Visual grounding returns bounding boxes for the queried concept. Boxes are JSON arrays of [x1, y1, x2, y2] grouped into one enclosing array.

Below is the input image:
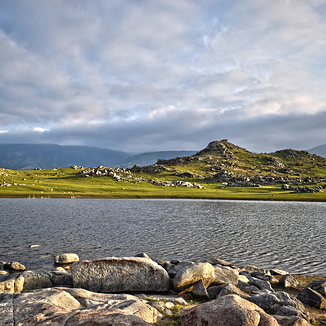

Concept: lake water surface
[[1, 198, 325, 276]]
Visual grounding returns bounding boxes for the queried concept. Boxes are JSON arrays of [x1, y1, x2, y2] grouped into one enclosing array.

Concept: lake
[[1, 198, 325, 276]]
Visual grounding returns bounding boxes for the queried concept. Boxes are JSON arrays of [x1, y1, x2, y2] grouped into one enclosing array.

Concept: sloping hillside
[[131, 139, 326, 186]]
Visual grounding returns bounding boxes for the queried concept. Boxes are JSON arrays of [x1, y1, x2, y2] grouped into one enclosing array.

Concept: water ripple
[[0, 198, 325, 276]]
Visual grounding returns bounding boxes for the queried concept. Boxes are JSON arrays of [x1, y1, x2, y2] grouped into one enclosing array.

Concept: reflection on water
[[1, 198, 325, 276]]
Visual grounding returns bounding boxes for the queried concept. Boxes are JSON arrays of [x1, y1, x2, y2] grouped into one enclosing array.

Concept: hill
[[308, 144, 326, 158], [0, 144, 131, 170], [119, 151, 197, 168], [0, 139, 325, 201], [130, 139, 326, 187]]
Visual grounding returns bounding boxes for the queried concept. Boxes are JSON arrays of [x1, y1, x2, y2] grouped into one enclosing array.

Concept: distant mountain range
[[0, 142, 325, 170], [307, 144, 326, 158], [0, 144, 197, 170], [119, 151, 197, 168]]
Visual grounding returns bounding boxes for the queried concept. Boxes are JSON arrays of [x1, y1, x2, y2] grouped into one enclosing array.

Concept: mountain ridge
[[308, 144, 326, 158], [0, 144, 130, 170], [0, 141, 325, 171], [0, 143, 198, 170]]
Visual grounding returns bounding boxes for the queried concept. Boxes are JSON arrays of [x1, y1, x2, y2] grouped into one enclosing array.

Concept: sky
[[1, 0, 326, 154]]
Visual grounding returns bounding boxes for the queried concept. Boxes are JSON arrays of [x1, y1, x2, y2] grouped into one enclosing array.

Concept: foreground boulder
[[279, 275, 301, 289], [273, 315, 310, 326], [181, 294, 279, 326], [62, 288, 162, 323], [217, 283, 250, 299], [0, 288, 81, 325], [306, 280, 326, 297], [173, 262, 215, 293], [0, 287, 160, 325], [72, 257, 170, 292], [297, 286, 326, 309], [246, 291, 311, 322], [62, 311, 152, 325]]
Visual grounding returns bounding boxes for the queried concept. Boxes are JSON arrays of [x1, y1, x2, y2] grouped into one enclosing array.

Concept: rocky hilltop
[[128, 139, 326, 189]]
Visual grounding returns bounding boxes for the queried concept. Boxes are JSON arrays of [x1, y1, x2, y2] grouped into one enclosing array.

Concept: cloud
[[0, 0, 326, 153]]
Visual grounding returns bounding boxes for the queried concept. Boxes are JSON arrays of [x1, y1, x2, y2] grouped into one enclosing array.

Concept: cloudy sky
[[1, 0, 326, 153]]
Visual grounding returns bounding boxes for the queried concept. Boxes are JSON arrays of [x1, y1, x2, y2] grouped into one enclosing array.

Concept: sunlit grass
[[0, 166, 325, 201]]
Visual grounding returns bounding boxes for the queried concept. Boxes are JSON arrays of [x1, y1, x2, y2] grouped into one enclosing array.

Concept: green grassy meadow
[[0, 166, 325, 201], [1, 140, 326, 201]]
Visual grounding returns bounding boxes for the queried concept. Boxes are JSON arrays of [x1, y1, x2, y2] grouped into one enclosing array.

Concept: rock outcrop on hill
[[117, 139, 326, 188]]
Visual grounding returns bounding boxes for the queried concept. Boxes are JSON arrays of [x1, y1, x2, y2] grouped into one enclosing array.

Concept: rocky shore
[[1, 254, 326, 325]]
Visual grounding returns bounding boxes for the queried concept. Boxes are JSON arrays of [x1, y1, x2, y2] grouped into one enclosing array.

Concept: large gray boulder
[[173, 262, 215, 293], [207, 285, 224, 300], [63, 310, 152, 325], [212, 265, 239, 286], [250, 277, 275, 293], [192, 280, 209, 300], [60, 288, 162, 323], [217, 283, 250, 299], [181, 294, 279, 326], [306, 280, 326, 297], [71, 257, 170, 293], [22, 271, 73, 291], [0, 288, 81, 325], [273, 315, 310, 326], [0, 287, 159, 325], [246, 291, 311, 322], [297, 287, 326, 309], [279, 274, 301, 289]]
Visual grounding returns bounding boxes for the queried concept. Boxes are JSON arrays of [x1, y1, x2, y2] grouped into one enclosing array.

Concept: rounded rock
[[55, 253, 79, 265], [9, 261, 26, 271], [173, 262, 215, 293]]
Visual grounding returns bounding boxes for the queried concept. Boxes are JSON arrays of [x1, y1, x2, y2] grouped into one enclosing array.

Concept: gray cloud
[[0, 0, 326, 153]]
